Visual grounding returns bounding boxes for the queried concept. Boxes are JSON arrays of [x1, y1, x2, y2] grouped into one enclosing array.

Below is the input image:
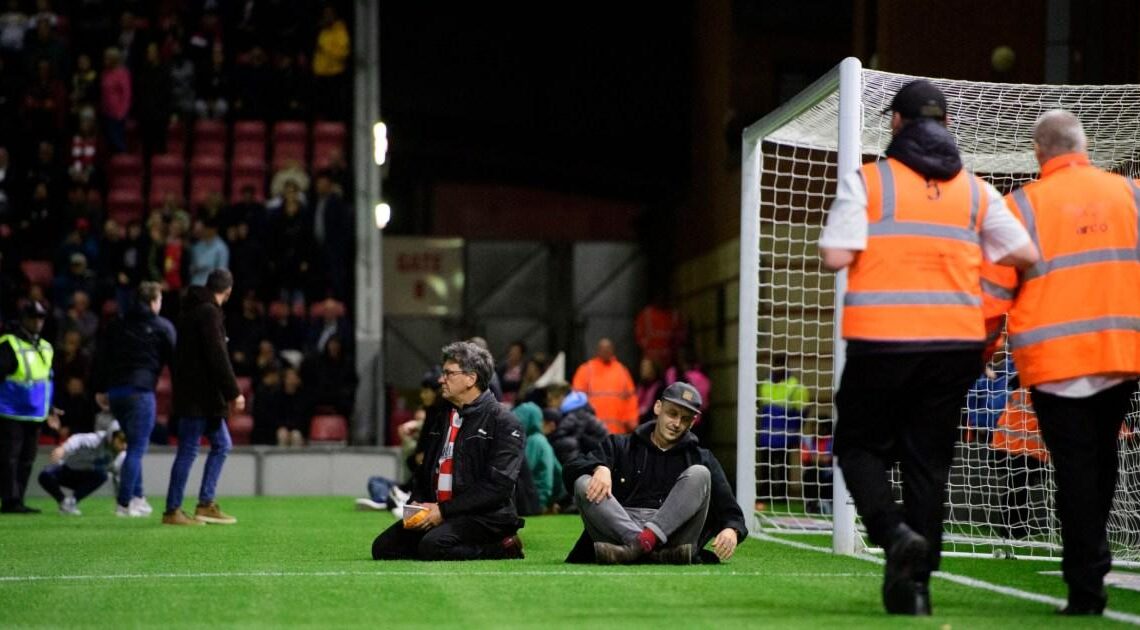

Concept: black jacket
[[172, 285, 240, 417], [562, 422, 747, 563], [92, 302, 176, 393], [549, 404, 608, 465], [409, 389, 525, 529], [885, 118, 962, 181]]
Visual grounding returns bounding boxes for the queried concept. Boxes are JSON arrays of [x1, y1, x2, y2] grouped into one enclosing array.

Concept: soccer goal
[[736, 56, 1140, 562]]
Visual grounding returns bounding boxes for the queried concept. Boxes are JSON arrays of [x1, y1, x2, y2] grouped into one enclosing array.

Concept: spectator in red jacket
[[99, 47, 130, 153]]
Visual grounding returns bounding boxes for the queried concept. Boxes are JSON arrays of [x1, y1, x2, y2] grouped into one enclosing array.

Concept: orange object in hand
[[403, 506, 429, 529]]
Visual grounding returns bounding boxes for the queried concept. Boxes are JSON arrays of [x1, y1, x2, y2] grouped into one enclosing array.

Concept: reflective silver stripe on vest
[[1011, 188, 1043, 270], [876, 160, 896, 221], [967, 176, 980, 230], [981, 278, 1015, 300], [1023, 248, 1140, 280], [1129, 178, 1140, 258], [844, 291, 982, 306], [1009, 316, 1140, 347], [867, 221, 980, 243]]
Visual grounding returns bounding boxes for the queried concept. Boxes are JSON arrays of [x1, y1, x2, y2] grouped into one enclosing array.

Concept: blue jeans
[[38, 464, 107, 502], [165, 417, 231, 513], [110, 391, 156, 508]]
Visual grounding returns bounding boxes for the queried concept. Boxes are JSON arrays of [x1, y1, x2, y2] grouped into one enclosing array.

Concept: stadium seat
[[313, 121, 346, 145], [309, 415, 348, 443], [190, 176, 225, 207], [312, 122, 346, 167], [230, 157, 267, 202], [234, 120, 266, 141], [109, 153, 143, 181], [192, 138, 226, 161], [191, 154, 225, 176], [236, 376, 253, 401], [229, 414, 254, 445], [272, 141, 307, 170], [19, 260, 53, 288], [273, 120, 307, 143], [108, 188, 145, 224], [150, 153, 184, 176], [233, 138, 266, 163], [155, 369, 172, 418], [166, 119, 186, 158], [194, 119, 226, 144], [149, 174, 185, 208]]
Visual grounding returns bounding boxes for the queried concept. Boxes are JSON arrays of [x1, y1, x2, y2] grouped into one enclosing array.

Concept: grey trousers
[[574, 464, 711, 548]]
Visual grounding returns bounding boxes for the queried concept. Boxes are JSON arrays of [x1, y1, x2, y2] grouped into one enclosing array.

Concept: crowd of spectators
[[0, 0, 357, 447]]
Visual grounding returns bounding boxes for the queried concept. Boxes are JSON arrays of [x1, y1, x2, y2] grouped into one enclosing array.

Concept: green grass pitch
[[1, 496, 1137, 628]]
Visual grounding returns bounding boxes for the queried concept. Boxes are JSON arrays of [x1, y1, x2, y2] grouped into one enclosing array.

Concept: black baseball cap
[[660, 381, 702, 415], [883, 80, 948, 120]]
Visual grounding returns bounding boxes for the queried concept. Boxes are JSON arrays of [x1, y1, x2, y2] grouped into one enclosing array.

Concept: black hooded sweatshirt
[[172, 285, 240, 418]]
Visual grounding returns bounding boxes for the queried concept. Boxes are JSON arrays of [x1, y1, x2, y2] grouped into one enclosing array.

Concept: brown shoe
[[162, 510, 205, 526], [194, 502, 237, 525], [648, 543, 693, 565], [500, 535, 525, 560], [593, 542, 644, 565]]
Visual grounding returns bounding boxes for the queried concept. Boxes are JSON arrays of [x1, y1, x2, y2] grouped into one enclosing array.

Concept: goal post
[[737, 56, 1140, 562]]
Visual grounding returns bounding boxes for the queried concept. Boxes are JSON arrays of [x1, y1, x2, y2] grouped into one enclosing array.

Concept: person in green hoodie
[[513, 402, 561, 512]]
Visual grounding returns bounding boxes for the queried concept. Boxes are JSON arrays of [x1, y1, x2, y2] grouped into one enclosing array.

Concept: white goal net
[[736, 57, 1140, 561]]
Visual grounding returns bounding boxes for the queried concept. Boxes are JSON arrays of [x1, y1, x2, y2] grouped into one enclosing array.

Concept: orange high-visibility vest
[[1006, 153, 1140, 387], [842, 158, 988, 342], [991, 389, 1048, 462]]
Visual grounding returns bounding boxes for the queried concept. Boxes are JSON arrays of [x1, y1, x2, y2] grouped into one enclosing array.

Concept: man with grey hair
[[371, 341, 526, 560], [998, 109, 1140, 615]]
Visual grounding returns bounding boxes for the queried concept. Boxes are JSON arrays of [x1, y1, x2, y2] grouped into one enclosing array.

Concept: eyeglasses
[[440, 369, 470, 379]]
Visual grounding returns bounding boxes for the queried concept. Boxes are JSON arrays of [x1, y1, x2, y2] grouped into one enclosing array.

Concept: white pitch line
[[0, 569, 879, 583], [753, 531, 1140, 626]]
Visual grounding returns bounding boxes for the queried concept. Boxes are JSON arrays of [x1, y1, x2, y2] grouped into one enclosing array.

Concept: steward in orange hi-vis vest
[[818, 79, 1038, 617], [1002, 110, 1140, 616], [1005, 152, 1140, 387], [843, 158, 989, 343]]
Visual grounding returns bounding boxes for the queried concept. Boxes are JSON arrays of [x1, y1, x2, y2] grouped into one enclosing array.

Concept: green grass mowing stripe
[[0, 497, 1134, 628]]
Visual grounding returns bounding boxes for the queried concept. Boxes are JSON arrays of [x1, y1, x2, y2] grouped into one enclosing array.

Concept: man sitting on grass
[[563, 382, 747, 564], [371, 341, 526, 561]]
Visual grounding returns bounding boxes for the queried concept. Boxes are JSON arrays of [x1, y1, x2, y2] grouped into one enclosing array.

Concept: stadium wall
[[24, 447, 403, 499]]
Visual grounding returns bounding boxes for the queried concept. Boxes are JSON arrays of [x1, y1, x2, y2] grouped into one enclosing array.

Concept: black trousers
[[0, 418, 41, 507], [371, 515, 516, 561], [834, 350, 982, 579], [1032, 380, 1138, 609]]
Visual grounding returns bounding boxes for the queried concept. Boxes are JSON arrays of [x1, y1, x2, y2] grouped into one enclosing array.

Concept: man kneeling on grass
[[563, 382, 747, 564], [371, 341, 526, 561]]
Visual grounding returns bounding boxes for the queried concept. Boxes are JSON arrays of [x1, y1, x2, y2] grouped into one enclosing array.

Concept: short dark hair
[[441, 341, 493, 391], [137, 281, 162, 303], [206, 268, 234, 294]]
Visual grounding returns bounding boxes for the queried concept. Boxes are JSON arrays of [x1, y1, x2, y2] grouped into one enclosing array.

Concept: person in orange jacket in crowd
[[572, 338, 637, 434], [990, 375, 1048, 540]]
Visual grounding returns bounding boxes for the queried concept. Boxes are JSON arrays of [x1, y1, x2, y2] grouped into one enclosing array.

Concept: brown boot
[[593, 542, 644, 565], [648, 543, 693, 565], [162, 509, 205, 526], [194, 502, 237, 525]]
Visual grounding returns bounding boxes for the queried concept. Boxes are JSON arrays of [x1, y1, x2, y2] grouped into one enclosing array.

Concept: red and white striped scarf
[[435, 409, 462, 502]]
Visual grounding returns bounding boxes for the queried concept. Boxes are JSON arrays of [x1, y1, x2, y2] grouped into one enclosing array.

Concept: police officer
[[818, 80, 1039, 615], [0, 301, 61, 514], [1004, 110, 1140, 615]]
